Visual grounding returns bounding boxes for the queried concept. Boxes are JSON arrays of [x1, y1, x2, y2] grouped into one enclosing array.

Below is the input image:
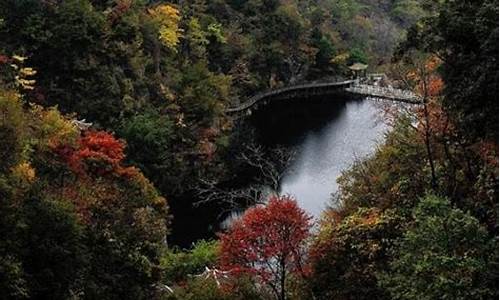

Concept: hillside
[[0, 0, 497, 299]]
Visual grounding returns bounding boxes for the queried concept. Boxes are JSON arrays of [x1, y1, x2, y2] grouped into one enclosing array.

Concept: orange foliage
[[219, 196, 312, 284], [424, 55, 441, 72], [406, 55, 444, 98], [79, 130, 125, 163], [51, 129, 168, 222], [59, 130, 127, 176], [415, 74, 444, 97], [427, 76, 444, 97], [416, 99, 454, 139]]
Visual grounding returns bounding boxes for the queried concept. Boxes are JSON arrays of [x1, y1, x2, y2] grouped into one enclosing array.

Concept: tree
[[391, 0, 425, 28], [64, 130, 126, 176], [389, 53, 445, 190], [399, 0, 499, 141], [161, 240, 219, 285], [149, 4, 183, 52], [309, 208, 402, 300], [148, 2, 182, 76], [186, 17, 210, 60], [348, 48, 368, 65], [0, 79, 170, 299], [309, 28, 336, 77], [219, 195, 311, 300], [0, 0, 151, 128], [238, 143, 296, 195], [378, 194, 498, 300], [21, 195, 88, 300]]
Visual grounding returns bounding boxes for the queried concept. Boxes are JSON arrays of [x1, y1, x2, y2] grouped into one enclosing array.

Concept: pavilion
[[348, 62, 368, 78]]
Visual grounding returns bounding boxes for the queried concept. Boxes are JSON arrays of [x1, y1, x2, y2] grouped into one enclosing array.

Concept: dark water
[[169, 96, 387, 246], [251, 97, 387, 218]]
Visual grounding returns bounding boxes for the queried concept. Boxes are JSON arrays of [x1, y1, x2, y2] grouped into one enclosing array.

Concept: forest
[[0, 0, 497, 299]]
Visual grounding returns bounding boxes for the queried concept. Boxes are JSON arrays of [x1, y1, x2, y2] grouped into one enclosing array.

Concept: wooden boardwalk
[[226, 79, 422, 114], [345, 83, 422, 104]]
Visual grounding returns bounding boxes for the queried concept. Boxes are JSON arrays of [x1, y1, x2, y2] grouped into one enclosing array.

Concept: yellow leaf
[[149, 4, 183, 51]]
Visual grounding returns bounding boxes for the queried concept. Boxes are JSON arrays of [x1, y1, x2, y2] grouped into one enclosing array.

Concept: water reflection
[[279, 100, 387, 218]]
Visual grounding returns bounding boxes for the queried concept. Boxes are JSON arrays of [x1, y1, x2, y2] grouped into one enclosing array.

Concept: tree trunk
[[421, 71, 438, 191], [280, 257, 286, 300], [153, 38, 161, 75], [423, 99, 438, 190]]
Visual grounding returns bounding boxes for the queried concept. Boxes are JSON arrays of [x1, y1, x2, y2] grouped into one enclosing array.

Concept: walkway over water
[[226, 78, 422, 114]]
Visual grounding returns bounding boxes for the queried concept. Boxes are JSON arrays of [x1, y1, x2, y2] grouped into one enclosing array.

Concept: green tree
[[160, 240, 219, 284], [348, 48, 368, 65], [309, 28, 336, 76], [22, 195, 88, 300], [119, 111, 177, 189], [378, 194, 498, 300], [0, 0, 150, 128]]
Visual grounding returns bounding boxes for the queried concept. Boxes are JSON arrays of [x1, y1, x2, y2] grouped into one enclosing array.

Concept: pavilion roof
[[348, 63, 368, 71]]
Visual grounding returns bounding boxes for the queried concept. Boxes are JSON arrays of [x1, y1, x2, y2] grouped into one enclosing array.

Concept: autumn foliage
[[149, 4, 182, 51], [60, 130, 127, 176], [219, 195, 311, 299]]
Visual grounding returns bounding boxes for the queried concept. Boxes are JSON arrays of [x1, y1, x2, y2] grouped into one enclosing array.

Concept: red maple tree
[[219, 195, 312, 300], [61, 130, 126, 176]]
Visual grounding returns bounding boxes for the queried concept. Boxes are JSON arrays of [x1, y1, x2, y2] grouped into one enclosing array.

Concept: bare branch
[[194, 143, 297, 209]]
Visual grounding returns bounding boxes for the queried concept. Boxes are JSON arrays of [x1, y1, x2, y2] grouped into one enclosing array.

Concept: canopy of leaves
[[398, 0, 499, 141], [149, 4, 183, 51], [161, 240, 219, 284], [0, 84, 169, 299], [0, 0, 427, 247], [309, 208, 402, 300], [378, 194, 498, 300], [219, 195, 311, 300]]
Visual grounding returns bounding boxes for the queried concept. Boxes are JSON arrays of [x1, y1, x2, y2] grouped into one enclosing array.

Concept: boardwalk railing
[[226, 78, 422, 113], [345, 83, 422, 104], [226, 80, 355, 113]]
